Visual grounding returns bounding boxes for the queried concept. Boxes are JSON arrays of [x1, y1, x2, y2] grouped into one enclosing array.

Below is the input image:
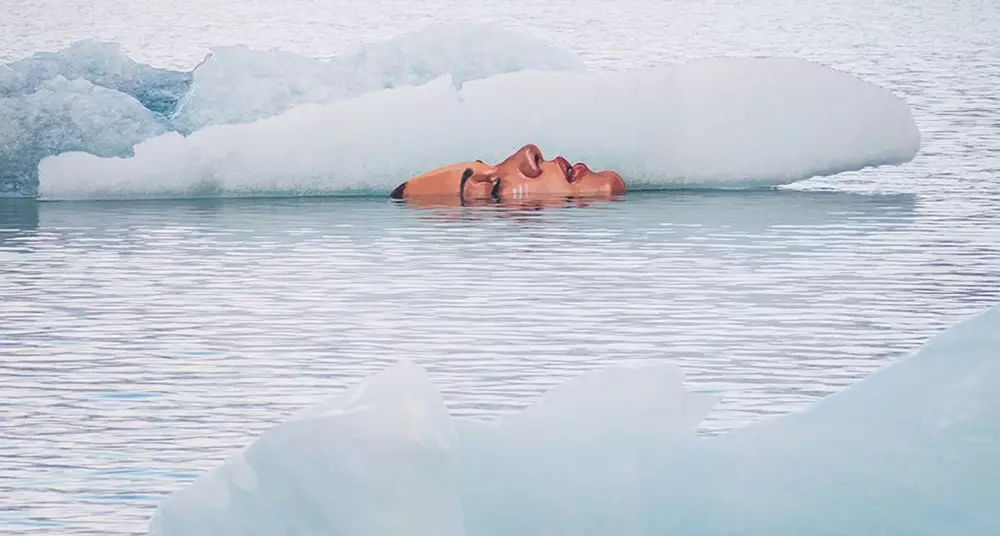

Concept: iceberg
[[150, 304, 999, 536], [149, 361, 464, 536], [41, 58, 920, 200], [170, 23, 585, 133], [0, 76, 167, 197]]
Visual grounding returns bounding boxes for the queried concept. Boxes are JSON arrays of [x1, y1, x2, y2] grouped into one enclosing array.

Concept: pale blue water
[[2, 0, 1000, 534]]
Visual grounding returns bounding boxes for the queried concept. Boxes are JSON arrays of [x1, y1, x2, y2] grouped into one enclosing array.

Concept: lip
[[553, 156, 572, 182], [570, 162, 590, 182]]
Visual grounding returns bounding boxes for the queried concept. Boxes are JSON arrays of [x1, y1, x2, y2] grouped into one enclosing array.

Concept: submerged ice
[[150, 304, 999, 536]]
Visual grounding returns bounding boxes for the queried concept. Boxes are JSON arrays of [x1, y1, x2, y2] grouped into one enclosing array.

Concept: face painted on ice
[[390, 144, 626, 203]]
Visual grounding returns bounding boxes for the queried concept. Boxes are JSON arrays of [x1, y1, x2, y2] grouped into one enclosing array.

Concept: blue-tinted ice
[[150, 304, 1000, 536]]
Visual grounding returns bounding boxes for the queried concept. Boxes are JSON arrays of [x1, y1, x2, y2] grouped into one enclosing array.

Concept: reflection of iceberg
[[42, 58, 920, 200], [31, 189, 916, 239], [0, 199, 39, 237], [150, 304, 999, 536]]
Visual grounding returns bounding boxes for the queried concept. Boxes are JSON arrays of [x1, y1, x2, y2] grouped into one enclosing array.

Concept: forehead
[[404, 161, 492, 196]]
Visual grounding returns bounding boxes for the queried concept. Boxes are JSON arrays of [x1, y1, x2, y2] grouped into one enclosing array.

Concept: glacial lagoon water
[[2, 0, 1000, 533]]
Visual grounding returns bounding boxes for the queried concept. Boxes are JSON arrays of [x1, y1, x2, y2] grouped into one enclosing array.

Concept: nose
[[508, 144, 544, 178]]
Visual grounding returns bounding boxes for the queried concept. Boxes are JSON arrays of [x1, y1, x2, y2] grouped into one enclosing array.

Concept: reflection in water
[[394, 194, 626, 223], [391, 189, 917, 229], [0, 199, 39, 233]]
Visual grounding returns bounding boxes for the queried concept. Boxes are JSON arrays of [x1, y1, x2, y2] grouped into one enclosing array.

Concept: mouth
[[554, 156, 587, 183]]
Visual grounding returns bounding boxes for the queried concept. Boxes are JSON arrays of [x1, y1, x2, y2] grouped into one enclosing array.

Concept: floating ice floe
[[39, 57, 920, 200], [150, 303, 999, 536], [1, 25, 921, 200]]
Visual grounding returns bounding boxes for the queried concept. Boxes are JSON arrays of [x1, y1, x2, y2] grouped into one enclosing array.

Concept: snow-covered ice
[[149, 303, 999, 536]]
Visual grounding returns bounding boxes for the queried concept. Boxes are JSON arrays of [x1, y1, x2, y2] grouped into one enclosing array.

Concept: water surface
[[2, 0, 1000, 533]]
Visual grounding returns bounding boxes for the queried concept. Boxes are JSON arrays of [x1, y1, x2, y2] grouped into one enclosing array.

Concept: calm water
[[3, 0, 1000, 534]]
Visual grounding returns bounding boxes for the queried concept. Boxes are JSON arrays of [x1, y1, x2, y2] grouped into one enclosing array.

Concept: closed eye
[[459, 168, 474, 198]]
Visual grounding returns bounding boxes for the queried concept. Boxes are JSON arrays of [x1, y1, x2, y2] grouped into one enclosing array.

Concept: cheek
[[465, 182, 495, 198]]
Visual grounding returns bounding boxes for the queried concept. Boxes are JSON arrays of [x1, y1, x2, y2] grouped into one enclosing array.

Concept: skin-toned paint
[[390, 144, 626, 203]]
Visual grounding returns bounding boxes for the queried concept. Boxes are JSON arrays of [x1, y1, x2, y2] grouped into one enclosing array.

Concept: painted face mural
[[389, 144, 626, 203]]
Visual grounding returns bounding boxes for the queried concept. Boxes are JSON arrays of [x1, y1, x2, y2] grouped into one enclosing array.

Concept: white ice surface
[[170, 24, 585, 133], [150, 303, 999, 536], [39, 58, 920, 200]]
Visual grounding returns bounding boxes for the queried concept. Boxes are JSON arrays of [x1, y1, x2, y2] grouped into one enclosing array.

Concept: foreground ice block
[[150, 304, 999, 536], [149, 361, 464, 536], [455, 363, 719, 536], [690, 302, 1000, 535], [42, 58, 920, 200]]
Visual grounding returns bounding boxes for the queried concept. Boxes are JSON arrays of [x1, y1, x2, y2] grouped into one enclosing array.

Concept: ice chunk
[[170, 24, 584, 133], [42, 58, 920, 200], [151, 304, 998, 536], [455, 363, 718, 536], [458, 304, 1000, 536], [0, 76, 167, 197], [150, 360, 464, 536], [0, 39, 191, 116], [687, 303, 1000, 535]]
